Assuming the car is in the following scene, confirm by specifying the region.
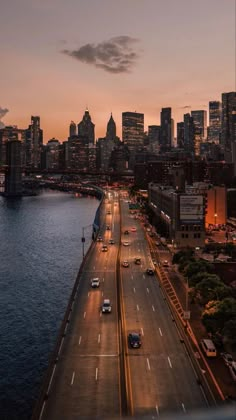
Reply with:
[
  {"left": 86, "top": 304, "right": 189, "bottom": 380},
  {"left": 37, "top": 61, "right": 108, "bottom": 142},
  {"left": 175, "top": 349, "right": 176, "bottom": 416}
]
[
  {"left": 146, "top": 268, "right": 154, "bottom": 275},
  {"left": 134, "top": 257, "right": 141, "bottom": 265},
  {"left": 221, "top": 352, "right": 234, "bottom": 366},
  {"left": 124, "top": 230, "right": 129, "bottom": 235},
  {"left": 101, "top": 245, "right": 108, "bottom": 252},
  {"left": 108, "top": 239, "right": 115, "bottom": 244},
  {"left": 155, "top": 241, "right": 160, "bottom": 246},
  {"left": 102, "top": 299, "right": 112, "bottom": 313},
  {"left": 131, "top": 227, "right": 137, "bottom": 232},
  {"left": 97, "top": 236, "right": 103, "bottom": 242},
  {"left": 128, "top": 332, "right": 141, "bottom": 348},
  {"left": 162, "top": 260, "right": 169, "bottom": 268},
  {"left": 123, "top": 241, "right": 130, "bottom": 246},
  {"left": 91, "top": 278, "right": 100, "bottom": 288},
  {"left": 122, "top": 260, "right": 129, "bottom": 267}
]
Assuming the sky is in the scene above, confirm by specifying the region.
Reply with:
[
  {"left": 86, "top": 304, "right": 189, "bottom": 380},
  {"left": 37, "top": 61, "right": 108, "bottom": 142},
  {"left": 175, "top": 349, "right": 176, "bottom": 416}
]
[{"left": 0, "top": 0, "right": 235, "bottom": 142}]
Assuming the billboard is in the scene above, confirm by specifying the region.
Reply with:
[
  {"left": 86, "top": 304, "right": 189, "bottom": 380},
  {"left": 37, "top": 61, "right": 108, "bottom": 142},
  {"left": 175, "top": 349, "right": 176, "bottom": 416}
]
[{"left": 180, "top": 195, "right": 204, "bottom": 222}]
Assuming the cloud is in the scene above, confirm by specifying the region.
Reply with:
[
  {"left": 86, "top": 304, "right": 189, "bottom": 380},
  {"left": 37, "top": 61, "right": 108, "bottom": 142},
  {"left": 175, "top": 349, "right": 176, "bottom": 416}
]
[
  {"left": 0, "top": 106, "right": 9, "bottom": 120},
  {"left": 62, "top": 36, "right": 140, "bottom": 74}
]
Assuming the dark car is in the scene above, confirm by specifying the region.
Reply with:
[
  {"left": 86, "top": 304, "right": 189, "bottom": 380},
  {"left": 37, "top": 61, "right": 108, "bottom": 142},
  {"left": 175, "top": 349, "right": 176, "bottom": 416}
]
[
  {"left": 146, "top": 268, "right": 154, "bottom": 275},
  {"left": 124, "top": 230, "right": 129, "bottom": 235},
  {"left": 128, "top": 332, "right": 141, "bottom": 348}
]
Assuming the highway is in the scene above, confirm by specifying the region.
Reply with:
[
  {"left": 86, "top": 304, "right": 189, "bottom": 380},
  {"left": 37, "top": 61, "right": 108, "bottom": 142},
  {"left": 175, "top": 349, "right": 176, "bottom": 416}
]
[
  {"left": 39, "top": 190, "right": 208, "bottom": 419},
  {"left": 119, "top": 198, "right": 207, "bottom": 418}
]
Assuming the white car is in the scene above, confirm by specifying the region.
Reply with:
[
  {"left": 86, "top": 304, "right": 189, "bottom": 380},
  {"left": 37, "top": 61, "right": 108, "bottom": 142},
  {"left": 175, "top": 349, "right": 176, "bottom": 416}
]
[
  {"left": 102, "top": 299, "right": 112, "bottom": 313},
  {"left": 123, "top": 241, "right": 130, "bottom": 246},
  {"left": 91, "top": 278, "right": 100, "bottom": 288},
  {"left": 122, "top": 260, "right": 129, "bottom": 267}
]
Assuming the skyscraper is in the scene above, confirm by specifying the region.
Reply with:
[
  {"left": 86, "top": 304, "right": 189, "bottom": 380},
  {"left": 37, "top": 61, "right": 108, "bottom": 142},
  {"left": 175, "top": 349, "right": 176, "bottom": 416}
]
[
  {"left": 208, "top": 101, "right": 221, "bottom": 143},
  {"left": 191, "top": 110, "right": 207, "bottom": 155},
  {"left": 183, "top": 113, "right": 194, "bottom": 155},
  {"left": 77, "top": 109, "right": 95, "bottom": 145},
  {"left": 122, "top": 111, "right": 144, "bottom": 169},
  {"left": 221, "top": 92, "right": 236, "bottom": 173},
  {"left": 69, "top": 121, "right": 77, "bottom": 137},
  {"left": 25, "top": 116, "right": 43, "bottom": 168},
  {"left": 177, "top": 122, "right": 184, "bottom": 148},
  {"left": 160, "top": 107, "right": 172, "bottom": 152},
  {"left": 106, "top": 113, "right": 116, "bottom": 141}
]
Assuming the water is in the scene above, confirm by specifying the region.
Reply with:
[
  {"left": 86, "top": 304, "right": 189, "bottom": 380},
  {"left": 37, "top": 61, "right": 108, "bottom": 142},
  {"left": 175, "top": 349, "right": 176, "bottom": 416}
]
[{"left": 0, "top": 190, "right": 99, "bottom": 420}]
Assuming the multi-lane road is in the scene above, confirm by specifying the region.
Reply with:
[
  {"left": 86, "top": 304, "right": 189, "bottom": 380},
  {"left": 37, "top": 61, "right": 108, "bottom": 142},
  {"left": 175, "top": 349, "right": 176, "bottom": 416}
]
[{"left": 40, "top": 191, "right": 208, "bottom": 419}]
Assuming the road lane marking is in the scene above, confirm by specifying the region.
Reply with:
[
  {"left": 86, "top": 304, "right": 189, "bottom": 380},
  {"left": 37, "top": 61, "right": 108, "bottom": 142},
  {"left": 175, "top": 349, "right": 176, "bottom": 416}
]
[
  {"left": 147, "top": 358, "right": 151, "bottom": 370},
  {"left": 95, "top": 368, "right": 98, "bottom": 381},
  {"left": 131, "top": 275, "right": 133, "bottom": 280},
  {"left": 93, "top": 266, "right": 95, "bottom": 270},
  {"left": 136, "top": 304, "right": 139, "bottom": 311},
  {"left": 88, "top": 292, "right": 90, "bottom": 297},
  {"left": 143, "top": 274, "right": 145, "bottom": 279},
  {"left": 98, "top": 334, "right": 101, "bottom": 343},
  {"left": 182, "top": 403, "right": 186, "bottom": 413},
  {"left": 159, "top": 328, "right": 163, "bottom": 336},
  {"left": 58, "top": 337, "right": 64, "bottom": 355},
  {"left": 168, "top": 356, "right": 172, "bottom": 368},
  {"left": 47, "top": 365, "right": 57, "bottom": 394},
  {"left": 146, "top": 287, "right": 149, "bottom": 293},
  {"left": 79, "top": 336, "right": 82, "bottom": 345},
  {"left": 103, "top": 278, "right": 105, "bottom": 282},
  {"left": 141, "top": 328, "right": 144, "bottom": 336},
  {"left": 83, "top": 312, "right": 86, "bottom": 319},
  {"left": 152, "top": 305, "right": 155, "bottom": 312},
  {"left": 71, "top": 372, "right": 75, "bottom": 385},
  {"left": 101, "top": 291, "right": 103, "bottom": 296},
  {"left": 156, "top": 404, "right": 159, "bottom": 416}
]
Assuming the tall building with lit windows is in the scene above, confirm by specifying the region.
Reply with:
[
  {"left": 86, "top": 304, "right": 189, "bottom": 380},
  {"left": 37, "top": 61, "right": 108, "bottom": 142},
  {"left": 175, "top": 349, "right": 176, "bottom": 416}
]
[
  {"left": 25, "top": 116, "right": 43, "bottom": 168},
  {"left": 208, "top": 101, "right": 221, "bottom": 143},
  {"left": 191, "top": 110, "right": 207, "bottom": 155},
  {"left": 221, "top": 92, "right": 236, "bottom": 174},
  {"left": 122, "top": 111, "right": 144, "bottom": 169},
  {"left": 160, "top": 107, "right": 172, "bottom": 152}
]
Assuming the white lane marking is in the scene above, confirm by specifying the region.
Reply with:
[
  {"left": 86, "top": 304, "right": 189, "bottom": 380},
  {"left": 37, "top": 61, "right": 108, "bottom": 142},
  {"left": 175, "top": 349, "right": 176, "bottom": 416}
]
[
  {"left": 88, "top": 292, "right": 90, "bottom": 297},
  {"left": 103, "top": 278, "right": 105, "bottom": 282},
  {"left": 182, "top": 403, "right": 186, "bottom": 413},
  {"left": 101, "top": 291, "right": 103, "bottom": 296},
  {"left": 93, "top": 266, "right": 95, "bottom": 270},
  {"left": 159, "top": 328, "right": 163, "bottom": 336},
  {"left": 141, "top": 327, "right": 144, "bottom": 336},
  {"left": 95, "top": 367, "right": 98, "bottom": 381},
  {"left": 133, "top": 287, "right": 136, "bottom": 293},
  {"left": 147, "top": 287, "right": 149, "bottom": 293},
  {"left": 98, "top": 334, "right": 101, "bottom": 343},
  {"left": 156, "top": 404, "right": 159, "bottom": 416},
  {"left": 83, "top": 312, "right": 86, "bottom": 319},
  {"left": 147, "top": 358, "right": 151, "bottom": 370},
  {"left": 136, "top": 304, "right": 139, "bottom": 311},
  {"left": 71, "top": 371, "right": 75, "bottom": 385},
  {"left": 152, "top": 305, "right": 155, "bottom": 312},
  {"left": 58, "top": 337, "right": 64, "bottom": 355},
  {"left": 79, "top": 336, "right": 82, "bottom": 345},
  {"left": 47, "top": 365, "right": 57, "bottom": 393},
  {"left": 131, "top": 275, "right": 133, "bottom": 280},
  {"left": 168, "top": 356, "right": 172, "bottom": 368},
  {"left": 143, "top": 274, "right": 145, "bottom": 279}
]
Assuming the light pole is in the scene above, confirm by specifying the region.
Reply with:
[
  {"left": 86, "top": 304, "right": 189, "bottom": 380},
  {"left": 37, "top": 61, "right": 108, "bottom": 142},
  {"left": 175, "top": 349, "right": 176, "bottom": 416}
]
[
  {"left": 214, "top": 213, "right": 217, "bottom": 226},
  {"left": 81, "top": 223, "right": 93, "bottom": 259}
]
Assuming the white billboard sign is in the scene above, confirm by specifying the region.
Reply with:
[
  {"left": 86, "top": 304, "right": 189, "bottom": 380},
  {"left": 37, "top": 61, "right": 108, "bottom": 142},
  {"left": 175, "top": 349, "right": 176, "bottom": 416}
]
[{"left": 180, "top": 195, "right": 204, "bottom": 221}]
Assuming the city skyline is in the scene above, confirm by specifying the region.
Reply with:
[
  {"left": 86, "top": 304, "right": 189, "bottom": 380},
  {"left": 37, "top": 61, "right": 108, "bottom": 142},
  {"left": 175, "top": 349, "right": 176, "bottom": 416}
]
[{"left": 1, "top": 0, "right": 235, "bottom": 142}]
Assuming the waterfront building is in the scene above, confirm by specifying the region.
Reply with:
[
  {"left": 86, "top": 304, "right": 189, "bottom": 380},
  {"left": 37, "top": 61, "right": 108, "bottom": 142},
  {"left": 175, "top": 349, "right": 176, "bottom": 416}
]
[
  {"left": 4, "top": 140, "right": 22, "bottom": 197},
  {"left": 69, "top": 121, "right": 77, "bottom": 137},
  {"left": 208, "top": 101, "right": 221, "bottom": 143},
  {"left": 148, "top": 125, "right": 160, "bottom": 154},
  {"left": 44, "top": 138, "right": 60, "bottom": 170}
]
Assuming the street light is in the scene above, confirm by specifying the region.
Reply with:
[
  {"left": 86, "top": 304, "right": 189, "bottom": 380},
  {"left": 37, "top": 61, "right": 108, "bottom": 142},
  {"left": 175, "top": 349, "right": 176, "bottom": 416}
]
[
  {"left": 81, "top": 223, "right": 94, "bottom": 259},
  {"left": 214, "top": 213, "right": 218, "bottom": 226}
]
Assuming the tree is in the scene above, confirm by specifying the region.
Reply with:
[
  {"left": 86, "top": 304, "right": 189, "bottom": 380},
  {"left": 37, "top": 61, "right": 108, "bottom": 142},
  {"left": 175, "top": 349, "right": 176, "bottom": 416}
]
[
  {"left": 185, "top": 260, "right": 214, "bottom": 279},
  {"left": 172, "top": 249, "right": 193, "bottom": 265},
  {"left": 194, "top": 275, "right": 227, "bottom": 305}
]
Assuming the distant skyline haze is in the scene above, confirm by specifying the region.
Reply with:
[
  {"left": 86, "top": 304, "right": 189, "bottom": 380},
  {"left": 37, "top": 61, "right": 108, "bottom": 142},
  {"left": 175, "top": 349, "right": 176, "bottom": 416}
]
[{"left": 0, "top": 0, "right": 235, "bottom": 141}]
